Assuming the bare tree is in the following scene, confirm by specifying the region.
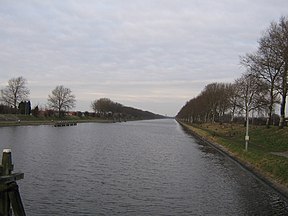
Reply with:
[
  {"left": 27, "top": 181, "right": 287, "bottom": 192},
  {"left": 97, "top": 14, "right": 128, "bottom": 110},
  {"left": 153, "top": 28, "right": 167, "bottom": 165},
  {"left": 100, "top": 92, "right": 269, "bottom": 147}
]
[
  {"left": 91, "top": 98, "right": 113, "bottom": 115},
  {"left": 176, "top": 82, "right": 233, "bottom": 123},
  {"left": 227, "top": 83, "right": 242, "bottom": 122},
  {"left": 241, "top": 41, "right": 282, "bottom": 127},
  {"left": 274, "top": 17, "right": 288, "bottom": 128},
  {"left": 91, "top": 98, "right": 123, "bottom": 116},
  {"left": 91, "top": 100, "right": 98, "bottom": 114},
  {"left": 217, "top": 83, "right": 233, "bottom": 122},
  {"left": 257, "top": 17, "right": 288, "bottom": 128},
  {"left": 240, "top": 16, "right": 288, "bottom": 128},
  {"left": 200, "top": 83, "right": 221, "bottom": 123},
  {"left": 48, "top": 85, "right": 76, "bottom": 117},
  {"left": 0, "top": 76, "right": 30, "bottom": 109},
  {"left": 199, "top": 83, "right": 232, "bottom": 123},
  {"left": 234, "top": 73, "right": 269, "bottom": 123}
]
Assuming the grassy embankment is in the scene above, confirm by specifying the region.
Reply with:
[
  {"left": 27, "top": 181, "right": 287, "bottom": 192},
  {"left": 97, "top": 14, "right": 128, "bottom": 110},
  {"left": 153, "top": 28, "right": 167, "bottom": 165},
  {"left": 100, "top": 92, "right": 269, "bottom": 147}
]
[
  {"left": 179, "top": 121, "right": 288, "bottom": 189},
  {"left": 0, "top": 114, "right": 113, "bottom": 127}
]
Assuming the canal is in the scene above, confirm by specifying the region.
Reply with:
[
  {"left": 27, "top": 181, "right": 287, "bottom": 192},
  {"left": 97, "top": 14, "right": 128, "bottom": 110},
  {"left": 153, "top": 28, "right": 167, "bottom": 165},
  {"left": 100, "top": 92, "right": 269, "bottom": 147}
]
[{"left": 0, "top": 119, "right": 287, "bottom": 215}]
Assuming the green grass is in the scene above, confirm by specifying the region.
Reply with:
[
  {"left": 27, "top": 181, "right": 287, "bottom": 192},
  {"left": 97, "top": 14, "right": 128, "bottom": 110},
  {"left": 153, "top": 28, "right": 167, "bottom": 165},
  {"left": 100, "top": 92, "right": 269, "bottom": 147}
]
[
  {"left": 181, "top": 122, "right": 288, "bottom": 187},
  {"left": 0, "top": 114, "right": 112, "bottom": 127}
]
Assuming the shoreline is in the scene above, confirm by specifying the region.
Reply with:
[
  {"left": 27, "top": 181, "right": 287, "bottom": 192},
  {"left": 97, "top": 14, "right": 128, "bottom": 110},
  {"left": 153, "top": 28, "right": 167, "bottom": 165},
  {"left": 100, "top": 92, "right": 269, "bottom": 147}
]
[
  {"left": 0, "top": 119, "right": 115, "bottom": 127},
  {"left": 0, "top": 117, "right": 163, "bottom": 127},
  {"left": 177, "top": 120, "right": 288, "bottom": 201}
]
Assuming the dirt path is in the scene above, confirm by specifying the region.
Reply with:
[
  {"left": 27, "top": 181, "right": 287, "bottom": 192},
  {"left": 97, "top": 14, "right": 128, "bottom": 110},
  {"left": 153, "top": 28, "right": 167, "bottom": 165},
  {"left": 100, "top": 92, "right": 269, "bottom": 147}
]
[{"left": 271, "top": 151, "right": 288, "bottom": 158}]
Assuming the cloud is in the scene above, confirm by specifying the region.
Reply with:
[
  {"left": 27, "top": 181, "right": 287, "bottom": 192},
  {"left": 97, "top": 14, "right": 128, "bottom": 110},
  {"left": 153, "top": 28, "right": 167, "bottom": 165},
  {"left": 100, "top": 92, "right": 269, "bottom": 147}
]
[{"left": 0, "top": 0, "right": 287, "bottom": 116}]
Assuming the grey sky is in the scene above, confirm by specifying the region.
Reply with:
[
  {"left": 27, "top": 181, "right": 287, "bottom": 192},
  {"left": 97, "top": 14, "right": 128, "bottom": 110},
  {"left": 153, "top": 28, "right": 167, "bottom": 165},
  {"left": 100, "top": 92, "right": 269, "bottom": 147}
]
[{"left": 0, "top": 0, "right": 287, "bottom": 116}]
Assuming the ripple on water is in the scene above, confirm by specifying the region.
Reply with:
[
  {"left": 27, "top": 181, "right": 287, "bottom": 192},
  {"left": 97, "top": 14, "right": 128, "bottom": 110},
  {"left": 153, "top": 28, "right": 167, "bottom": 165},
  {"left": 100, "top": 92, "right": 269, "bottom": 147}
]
[{"left": 0, "top": 119, "right": 287, "bottom": 215}]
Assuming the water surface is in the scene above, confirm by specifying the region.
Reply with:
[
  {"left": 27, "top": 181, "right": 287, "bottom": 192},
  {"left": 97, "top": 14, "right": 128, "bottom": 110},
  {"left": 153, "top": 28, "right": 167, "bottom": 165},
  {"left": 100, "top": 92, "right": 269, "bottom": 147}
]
[{"left": 0, "top": 119, "right": 287, "bottom": 215}]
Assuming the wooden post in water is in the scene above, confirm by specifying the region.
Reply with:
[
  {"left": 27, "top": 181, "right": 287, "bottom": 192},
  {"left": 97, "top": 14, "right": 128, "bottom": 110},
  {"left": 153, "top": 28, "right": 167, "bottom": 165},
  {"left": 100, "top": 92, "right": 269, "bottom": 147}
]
[{"left": 0, "top": 149, "right": 25, "bottom": 216}]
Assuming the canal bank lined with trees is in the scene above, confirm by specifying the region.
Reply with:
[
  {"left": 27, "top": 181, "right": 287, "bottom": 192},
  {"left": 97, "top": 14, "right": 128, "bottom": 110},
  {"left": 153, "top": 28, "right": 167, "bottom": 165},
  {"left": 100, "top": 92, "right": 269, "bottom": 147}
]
[
  {"left": 0, "top": 77, "right": 165, "bottom": 123},
  {"left": 177, "top": 17, "right": 288, "bottom": 129},
  {"left": 176, "top": 16, "right": 288, "bottom": 200},
  {"left": 0, "top": 96, "right": 166, "bottom": 127}
]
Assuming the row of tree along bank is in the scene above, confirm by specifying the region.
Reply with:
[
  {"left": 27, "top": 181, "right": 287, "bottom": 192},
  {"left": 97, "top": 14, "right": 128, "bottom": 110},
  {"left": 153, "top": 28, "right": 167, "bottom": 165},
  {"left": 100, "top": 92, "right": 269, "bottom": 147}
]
[
  {"left": 0, "top": 78, "right": 164, "bottom": 121},
  {"left": 0, "top": 100, "right": 165, "bottom": 123},
  {"left": 177, "top": 17, "right": 288, "bottom": 129}
]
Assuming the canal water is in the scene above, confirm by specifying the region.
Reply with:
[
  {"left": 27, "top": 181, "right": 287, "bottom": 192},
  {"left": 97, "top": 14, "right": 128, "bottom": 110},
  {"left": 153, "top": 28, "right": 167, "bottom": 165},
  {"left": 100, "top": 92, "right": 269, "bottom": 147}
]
[{"left": 0, "top": 119, "right": 287, "bottom": 215}]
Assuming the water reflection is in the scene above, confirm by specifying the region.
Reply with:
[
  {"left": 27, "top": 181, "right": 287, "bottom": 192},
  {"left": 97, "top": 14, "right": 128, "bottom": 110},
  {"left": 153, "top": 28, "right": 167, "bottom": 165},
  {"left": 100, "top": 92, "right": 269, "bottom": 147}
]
[
  {"left": 179, "top": 122, "right": 288, "bottom": 215},
  {"left": 0, "top": 119, "right": 287, "bottom": 215}
]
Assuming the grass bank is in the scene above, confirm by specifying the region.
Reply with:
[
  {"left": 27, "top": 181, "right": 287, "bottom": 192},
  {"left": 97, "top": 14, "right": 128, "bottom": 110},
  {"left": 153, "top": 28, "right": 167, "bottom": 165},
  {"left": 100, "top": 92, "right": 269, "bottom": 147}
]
[
  {"left": 0, "top": 114, "right": 113, "bottom": 127},
  {"left": 178, "top": 121, "right": 288, "bottom": 196}
]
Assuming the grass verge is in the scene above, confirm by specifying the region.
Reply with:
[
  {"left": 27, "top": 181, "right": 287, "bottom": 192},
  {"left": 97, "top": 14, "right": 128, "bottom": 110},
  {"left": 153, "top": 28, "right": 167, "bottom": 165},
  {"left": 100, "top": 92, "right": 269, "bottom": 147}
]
[{"left": 0, "top": 114, "right": 113, "bottom": 127}]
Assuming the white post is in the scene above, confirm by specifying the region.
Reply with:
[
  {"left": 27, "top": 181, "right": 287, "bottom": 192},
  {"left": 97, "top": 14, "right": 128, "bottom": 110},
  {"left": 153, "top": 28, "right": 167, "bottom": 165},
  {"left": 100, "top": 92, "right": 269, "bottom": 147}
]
[{"left": 245, "top": 111, "right": 249, "bottom": 151}]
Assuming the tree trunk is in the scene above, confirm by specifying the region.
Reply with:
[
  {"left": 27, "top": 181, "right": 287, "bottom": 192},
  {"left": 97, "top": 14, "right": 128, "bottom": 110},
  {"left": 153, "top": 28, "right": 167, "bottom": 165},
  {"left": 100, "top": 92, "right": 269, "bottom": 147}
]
[
  {"left": 279, "top": 94, "right": 286, "bottom": 129},
  {"left": 230, "top": 105, "right": 236, "bottom": 123},
  {"left": 279, "top": 65, "right": 287, "bottom": 129},
  {"left": 266, "top": 92, "right": 274, "bottom": 128}
]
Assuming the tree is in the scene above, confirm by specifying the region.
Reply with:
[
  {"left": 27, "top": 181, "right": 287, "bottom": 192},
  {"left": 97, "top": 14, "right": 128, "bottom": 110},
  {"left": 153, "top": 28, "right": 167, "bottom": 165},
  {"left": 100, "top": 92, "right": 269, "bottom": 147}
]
[
  {"left": 91, "top": 98, "right": 122, "bottom": 115},
  {"left": 32, "top": 105, "right": 39, "bottom": 117},
  {"left": 47, "top": 85, "right": 76, "bottom": 117},
  {"left": 227, "top": 83, "right": 242, "bottom": 122},
  {"left": 197, "top": 83, "right": 232, "bottom": 123},
  {"left": 241, "top": 40, "right": 282, "bottom": 127},
  {"left": 273, "top": 17, "right": 288, "bottom": 128},
  {"left": 18, "top": 101, "right": 31, "bottom": 115},
  {"left": 0, "top": 104, "right": 16, "bottom": 114},
  {"left": 257, "top": 17, "right": 288, "bottom": 128},
  {"left": 176, "top": 82, "right": 234, "bottom": 123},
  {"left": 201, "top": 83, "right": 221, "bottom": 123},
  {"left": 0, "top": 77, "right": 30, "bottom": 108},
  {"left": 240, "top": 17, "right": 288, "bottom": 128},
  {"left": 234, "top": 73, "right": 269, "bottom": 124}
]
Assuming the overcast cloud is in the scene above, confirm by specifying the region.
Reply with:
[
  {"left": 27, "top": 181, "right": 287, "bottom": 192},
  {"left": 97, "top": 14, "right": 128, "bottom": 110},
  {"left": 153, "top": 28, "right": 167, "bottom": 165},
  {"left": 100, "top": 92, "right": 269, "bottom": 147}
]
[{"left": 0, "top": 0, "right": 287, "bottom": 116}]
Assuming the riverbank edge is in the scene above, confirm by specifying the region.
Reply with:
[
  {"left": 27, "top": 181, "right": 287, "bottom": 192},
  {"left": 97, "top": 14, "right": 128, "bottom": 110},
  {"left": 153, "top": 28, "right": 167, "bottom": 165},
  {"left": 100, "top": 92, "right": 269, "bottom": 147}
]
[
  {"left": 0, "top": 119, "right": 114, "bottom": 127},
  {"left": 0, "top": 118, "right": 162, "bottom": 127},
  {"left": 177, "top": 120, "right": 288, "bottom": 201}
]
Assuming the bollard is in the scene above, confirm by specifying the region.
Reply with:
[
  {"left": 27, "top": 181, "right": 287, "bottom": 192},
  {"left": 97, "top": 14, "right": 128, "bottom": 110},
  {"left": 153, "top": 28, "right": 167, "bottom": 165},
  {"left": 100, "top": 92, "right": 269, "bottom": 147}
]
[{"left": 0, "top": 149, "right": 25, "bottom": 216}]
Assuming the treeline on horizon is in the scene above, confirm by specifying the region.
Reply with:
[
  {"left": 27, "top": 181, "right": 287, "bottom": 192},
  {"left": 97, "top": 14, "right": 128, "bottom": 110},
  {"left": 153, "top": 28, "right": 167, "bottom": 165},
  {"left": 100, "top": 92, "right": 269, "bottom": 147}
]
[
  {"left": 177, "top": 16, "right": 288, "bottom": 129},
  {"left": 90, "top": 98, "right": 165, "bottom": 120},
  {"left": 0, "top": 78, "right": 164, "bottom": 120},
  {"left": 0, "top": 97, "right": 164, "bottom": 121}
]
